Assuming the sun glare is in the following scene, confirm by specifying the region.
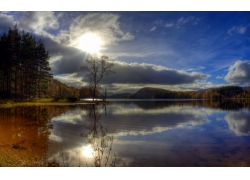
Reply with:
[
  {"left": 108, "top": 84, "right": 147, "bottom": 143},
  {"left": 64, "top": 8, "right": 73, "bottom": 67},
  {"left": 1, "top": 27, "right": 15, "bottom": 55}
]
[
  {"left": 78, "top": 33, "right": 102, "bottom": 54},
  {"left": 82, "top": 145, "right": 94, "bottom": 158}
]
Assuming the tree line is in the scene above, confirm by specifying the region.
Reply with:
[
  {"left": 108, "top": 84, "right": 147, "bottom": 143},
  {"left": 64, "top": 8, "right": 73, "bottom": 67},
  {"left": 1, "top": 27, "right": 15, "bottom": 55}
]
[
  {"left": 128, "top": 86, "right": 250, "bottom": 99},
  {"left": 0, "top": 25, "right": 52, "bottom": 100},
  {"left": 46, "top": 78, "right": 99, "bottom": 101}
]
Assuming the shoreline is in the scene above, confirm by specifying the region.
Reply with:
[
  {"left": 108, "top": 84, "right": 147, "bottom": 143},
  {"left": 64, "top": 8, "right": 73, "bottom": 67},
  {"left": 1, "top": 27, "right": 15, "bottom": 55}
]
[
  {"left": 0, "top": 97, "right": 249, "bottom": 108},
  {"left": 0, "top": 98, "right": 111, "bottom": 108}
]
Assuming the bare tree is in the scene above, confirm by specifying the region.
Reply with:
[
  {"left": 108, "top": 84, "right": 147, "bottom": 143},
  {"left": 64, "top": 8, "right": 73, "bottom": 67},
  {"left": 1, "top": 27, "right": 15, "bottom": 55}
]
[{"left": 81, "top": 55, "right": 115, "bottom": 101}]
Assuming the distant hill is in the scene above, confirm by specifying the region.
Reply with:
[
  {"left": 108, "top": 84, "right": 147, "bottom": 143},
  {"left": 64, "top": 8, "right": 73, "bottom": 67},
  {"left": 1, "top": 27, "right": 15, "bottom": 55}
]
[
  {"left": 107, "top": 93, "right": 131, "bottom": 99},
  {"left": 127, "top": 86, "right": 250, "bottom": 99},
  {"left": 197, "top": 88, "right": 215, "bottom": 92},
  {"left": 45, "top": 82, "right": 250, "bottom": 100},
  {"left": 198, "top": 86, "right": 249, "bottom": 93},
  {"left": 128, "top": 87, "right": 178, "bottom": 99}
]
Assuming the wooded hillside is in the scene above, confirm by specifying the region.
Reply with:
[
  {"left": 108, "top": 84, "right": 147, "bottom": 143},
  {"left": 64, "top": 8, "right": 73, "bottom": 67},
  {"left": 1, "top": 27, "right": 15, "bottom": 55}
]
[
  {"left": 128, "top": 86, "right": 250, "bottom": 99},
  {"left": 46, "top": 78, "right": 100, "bottom": 99}
]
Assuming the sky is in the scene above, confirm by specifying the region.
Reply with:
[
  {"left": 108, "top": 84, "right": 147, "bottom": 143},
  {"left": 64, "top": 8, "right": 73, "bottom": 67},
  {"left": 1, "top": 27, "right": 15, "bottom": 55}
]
[{"left": 1, "top": 9, "right": 250, "bottom": 94}]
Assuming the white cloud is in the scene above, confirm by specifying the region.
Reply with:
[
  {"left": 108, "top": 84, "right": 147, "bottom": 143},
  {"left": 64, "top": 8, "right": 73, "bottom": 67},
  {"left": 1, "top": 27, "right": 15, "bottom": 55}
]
[
  {"left": 149, "top": 27, "right": 157, "bottom": 31},
  {"left": 176, "top": 16, "right": 200, "bottom": 28},
  {"left": 166, "top": 23, "right": 174, "bottom": 27},
  {"left": 238, "top": 26, "right": 246, "bottom": 34},
  {"left": 67, "top": 13, "right": 134, "bottom": 48},
  {"left": 216, "top": 76, "right": 223, "bottom": 79},
  {"left": 17, "top": 12, "right": 59, "bottom": 34},
  {"left": 186, "top": 66, "right": 206, "bottom": 72},
  {"left": 228, "top": 26, "right": 246, "bottom": 35},
  {"left": 54, "top": 73, "right": 86, "bottom": 88},
  {"left": 224, "top": 60, "right": 250, "bottom": 85}
]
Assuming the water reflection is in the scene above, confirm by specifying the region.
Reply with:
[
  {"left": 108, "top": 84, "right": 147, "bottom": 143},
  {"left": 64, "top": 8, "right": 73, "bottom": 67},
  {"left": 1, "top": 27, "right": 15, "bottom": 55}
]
[
  {"left": 130, "top": 99, "right": 250, "bottom": 111},
  {"left": 0, "top": 99, "right": 250, "bottom": 166},
  {"left": 80, "top": 105, "right": 116, "bottom": 167},
  {"left": 224, "top": 110, "right": 250, "bottom": 136}
]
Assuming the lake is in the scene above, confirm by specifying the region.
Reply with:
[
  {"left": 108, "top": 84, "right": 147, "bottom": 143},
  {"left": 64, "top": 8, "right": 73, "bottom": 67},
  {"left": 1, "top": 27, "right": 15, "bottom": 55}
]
[{"left": 1, "top": 99, "right": 250, "bottom": 167}]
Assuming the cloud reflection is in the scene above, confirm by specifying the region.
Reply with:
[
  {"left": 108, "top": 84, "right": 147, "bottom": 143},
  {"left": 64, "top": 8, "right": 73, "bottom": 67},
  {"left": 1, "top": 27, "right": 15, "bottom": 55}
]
[{"left": 224, "top": 110, "right": 250, "bottom": 136}]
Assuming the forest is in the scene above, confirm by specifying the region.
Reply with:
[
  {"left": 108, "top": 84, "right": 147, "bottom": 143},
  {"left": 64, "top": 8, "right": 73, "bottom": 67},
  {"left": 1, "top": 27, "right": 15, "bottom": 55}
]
[{"left": 0, "top": 25, "right": 52, "bottom": 100}]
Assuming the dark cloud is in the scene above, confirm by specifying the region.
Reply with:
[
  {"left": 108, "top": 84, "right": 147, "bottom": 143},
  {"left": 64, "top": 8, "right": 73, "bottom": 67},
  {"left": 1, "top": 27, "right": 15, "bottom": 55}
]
[
  {"left": 76, "top": 61, "right": 208, "bottom": 85},
  {"left": 26, "top": 35, "right": 90, "bottom": 75},
  {"left": 49, "top": 45, "right": 89, "bottom": 75},
  {"left": 0, "top": 12, "right": 14, "bottom": 34},
  {"left": 224, "top": 60, "right": 250, "bottom": 85}
]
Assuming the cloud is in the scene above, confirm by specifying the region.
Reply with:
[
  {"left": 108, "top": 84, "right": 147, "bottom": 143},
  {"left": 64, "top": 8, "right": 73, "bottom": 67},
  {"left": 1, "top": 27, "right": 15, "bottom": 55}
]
[
  {"left": 228, "top": 26, "right": 246, "bottom": 35},
  {"left": 224, "top": 60, "right": 250, "bottom": 84},
  {"left": 2, "top": 12, "right": 135, "bottom": 50},
  {"left": 176, "top": 16, "right": 200, "bottom": 28},
  {"left": 67, "top": 13, "right": 134, "bottom": 48},
  {"left": 77, "top": 61, "right": 209, "bottom": 85},
  {"left": 0, "top": 12, "right": 15, "bottom": 34},
  {"left": 149, "top": 27, "right": 157, "bottom": 31},
  {"left": 216, "top": 76, "right": 223, "bottom": 79},
  {"left": 186, "top": 66, "right": 206, "bottom": 72},
  {"left": 177, "top": 17, "right": 190, "bottom": 24},
  {"left": 52, "top": 56, "right": 209, "bottom": 92},
  {"left": 166, "top": 23, "right": 174, "bottom": 27},
  {"left": 17, "top": 12, "right": 59, "bottom": 33}
]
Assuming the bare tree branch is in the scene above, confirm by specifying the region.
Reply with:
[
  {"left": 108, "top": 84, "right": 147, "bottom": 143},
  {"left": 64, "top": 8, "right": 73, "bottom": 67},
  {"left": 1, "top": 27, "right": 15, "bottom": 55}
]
[{"left": 80, "top": 54, "right": 115, "bottom": 101}]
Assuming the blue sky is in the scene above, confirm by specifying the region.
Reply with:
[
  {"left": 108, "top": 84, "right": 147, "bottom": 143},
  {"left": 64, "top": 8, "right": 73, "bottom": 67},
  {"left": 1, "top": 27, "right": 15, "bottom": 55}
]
[{"left": 1, "top": 10, "right": 250, "bottom": 93}]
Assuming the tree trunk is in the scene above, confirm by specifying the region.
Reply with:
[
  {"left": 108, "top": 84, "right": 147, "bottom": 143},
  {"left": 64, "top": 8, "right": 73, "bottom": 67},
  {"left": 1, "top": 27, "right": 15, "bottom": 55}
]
[{"left": 92, "top": 86, "right": 96, "bottom": 101}]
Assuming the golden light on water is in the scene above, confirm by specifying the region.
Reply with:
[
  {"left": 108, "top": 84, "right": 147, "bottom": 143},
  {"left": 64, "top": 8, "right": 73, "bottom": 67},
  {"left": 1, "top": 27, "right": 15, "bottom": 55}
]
[
  {"left": 78, "top": 33, "right": 102, "bottom": 54},
  {"left": 82, "top": 145, "right": 94, "bottom": 158}
]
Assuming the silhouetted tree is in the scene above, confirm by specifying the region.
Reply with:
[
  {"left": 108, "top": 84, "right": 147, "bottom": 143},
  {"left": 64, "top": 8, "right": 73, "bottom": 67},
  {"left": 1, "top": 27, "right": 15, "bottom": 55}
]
[
  {"left": 80, "top": 55, "right": 115, "bottom": 101},
  {"left": 0, "top": 25, "right": 52, "bottom": 100}
]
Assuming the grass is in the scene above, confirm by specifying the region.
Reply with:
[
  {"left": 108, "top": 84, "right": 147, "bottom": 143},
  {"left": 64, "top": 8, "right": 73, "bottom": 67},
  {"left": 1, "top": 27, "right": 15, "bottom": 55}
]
[{"left": 0, "top": 98, "right": 111, "bottom": 108}]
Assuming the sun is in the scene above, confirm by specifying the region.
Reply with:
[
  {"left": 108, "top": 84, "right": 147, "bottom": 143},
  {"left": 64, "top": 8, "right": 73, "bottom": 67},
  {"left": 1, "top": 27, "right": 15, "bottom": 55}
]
[
  {"left": 82, "top": 145, "right": 94, "bottom": 158},
  {"left": 78, "top": 33, "right": 102, "bottom": 54}
]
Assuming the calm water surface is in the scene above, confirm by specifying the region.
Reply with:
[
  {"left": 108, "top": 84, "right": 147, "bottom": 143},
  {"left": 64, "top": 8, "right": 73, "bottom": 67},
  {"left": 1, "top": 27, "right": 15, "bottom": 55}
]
[{"left": 1, "top": 99, "right": 250, "bottom": 167}]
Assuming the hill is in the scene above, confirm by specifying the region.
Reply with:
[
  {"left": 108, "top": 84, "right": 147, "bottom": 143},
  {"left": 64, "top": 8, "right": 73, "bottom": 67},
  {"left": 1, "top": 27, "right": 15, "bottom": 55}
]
[
  {"left": 46, "top": 79, "right": 80, "bottom": 98},
  {"left": 128, "top": 87, "right": 179, "bottom": 99},
  {"left": 45, "top": 79, "right": 100, "bottom": 99},
  {"left": 107, "top": 93, "right": 131, "bottom": 99},
  {"left": 127, "top": 86, "right": 250, "bottom": 99}
]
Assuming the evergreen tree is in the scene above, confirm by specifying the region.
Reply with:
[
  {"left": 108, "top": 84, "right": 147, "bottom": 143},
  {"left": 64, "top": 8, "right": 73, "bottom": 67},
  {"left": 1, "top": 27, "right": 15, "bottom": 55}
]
[{"left": 0, "top": 25, "right": 52, "bottom": 100}]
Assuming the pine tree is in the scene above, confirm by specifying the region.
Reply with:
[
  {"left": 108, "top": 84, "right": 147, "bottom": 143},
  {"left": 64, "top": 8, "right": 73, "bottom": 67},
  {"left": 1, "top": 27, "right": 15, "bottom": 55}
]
[{"left": 0, "top": 25, "right": 52, "bottom": 100}]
